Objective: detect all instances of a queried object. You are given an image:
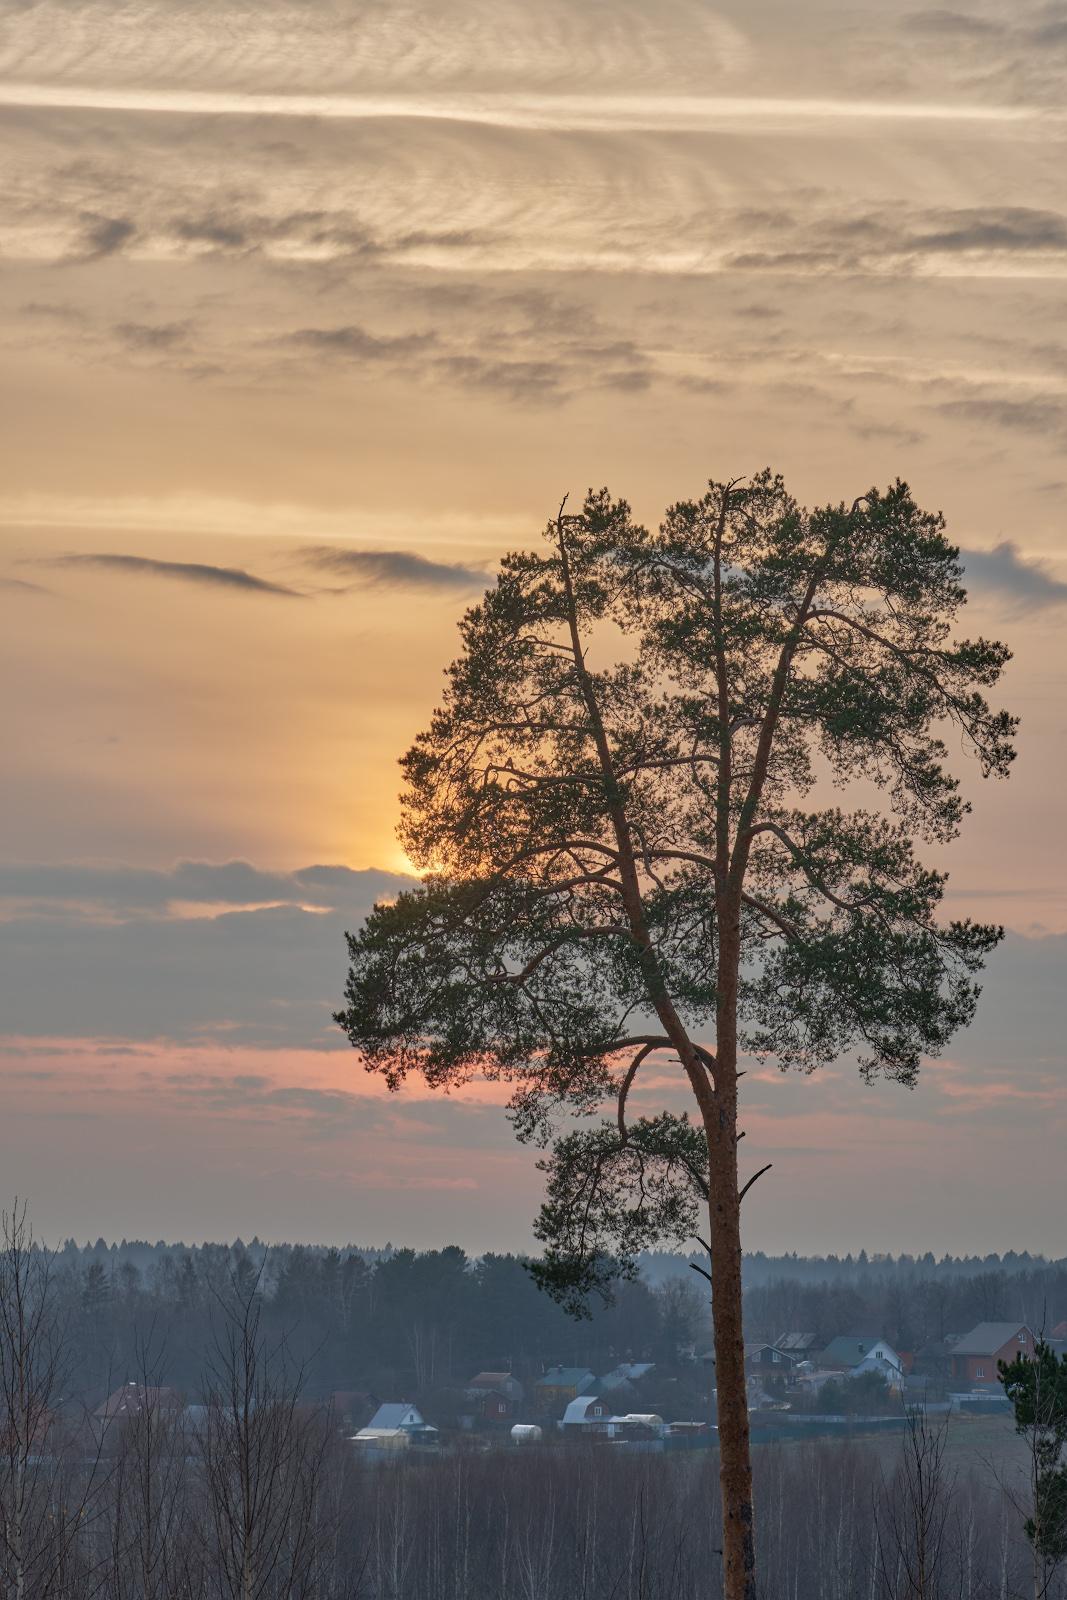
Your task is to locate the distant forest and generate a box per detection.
[42,1237,1067,1403]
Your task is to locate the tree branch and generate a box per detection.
[738,1164,773,1204]
[616,1043,657,1143]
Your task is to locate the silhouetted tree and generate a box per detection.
[1000,1339,1067,1599]
[0,1203,105,1599]
[336,472,1014,1600]
[198,1274,331,1600]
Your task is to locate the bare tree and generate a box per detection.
[197,1273,331,1600]
[875,1404,955,1600]
[100,1337,203,1600]
[0,1201,109,1600]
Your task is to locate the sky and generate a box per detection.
[1,0,1065,1256]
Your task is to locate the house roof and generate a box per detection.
[535,1367,594,1390]
[369,1403,423,1429]
[820,1336,894,1367]
[96,1383,182,1419]
[467,1372,521,1395]
[761,1345,798,1366]
[951,1323,1032,1357]
[561,1395,606,1424]
[600,1363,654,1389]
[776,1332,818,1353]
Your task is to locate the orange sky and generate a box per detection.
[1,0,1065,1252]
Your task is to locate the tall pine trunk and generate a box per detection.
[705,1079,756,1600]
[706,914,757,1600]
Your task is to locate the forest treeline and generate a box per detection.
[5,1217,1066,1598]
[40,1237,1067,1402]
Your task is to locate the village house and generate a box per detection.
[561,1395,613,1431]
[534,1366,595,1414]
[819,1336,903,1374]
[949,1323,1035,1386]
[600,1362,655,1390]
[774,1332,819,1359]
[465,1371,524,1404]
[464,1388,516,1424]
[745,1343,799,1376]
[853,1353,905,1391]
[94,1382,183,1422]
[354,1402,439,1447]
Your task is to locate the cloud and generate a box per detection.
[75,213,137,261]
[723,205,1067,276]
[0,577,52,596]
[0,860,408,917]
[903,9,1006,35]
[914,207,1067,252]
[48,553,301,596]
[960,541,1067,609]
[285,325,437,360]
[935,394,1067,436]
[168,210,487,262]
[0,82,1036,132]
[0,863,412,1047]
[114,321,193,350]
[304,546,490,593]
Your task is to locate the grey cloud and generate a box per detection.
[960,540,1067,609]
[0,865,411,1047]
[304,546,490,594]
[286,324,437,360]
[114,320,194,349]
[433,353,566,399]
[935,394,1067,436]
[49,553,301,597]
[172,214,251,249]
[915,208,1067,252]
[0,860,408,916]
[0,577,52,595]
[20,301,87,324]
[904,9,1006,35]
[75,213,137,261]
[167,208,485,262]
[1030,3,1067,44]
[722,205,1067,276]
[732,303,782,320]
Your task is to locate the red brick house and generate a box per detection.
[950,1323,1035,1385]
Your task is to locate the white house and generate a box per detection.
[820,1336,903,1373]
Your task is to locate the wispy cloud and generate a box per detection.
[48,553,301,596]
[114,320,193,349]
[0,576,52,595]
[903,9,1006,37]
[286,325,437,360]
[304,545,490,593]
[0,83,1043,131]
[960,540,1067,609]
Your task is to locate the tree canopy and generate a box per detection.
[336,473,1015,1305]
